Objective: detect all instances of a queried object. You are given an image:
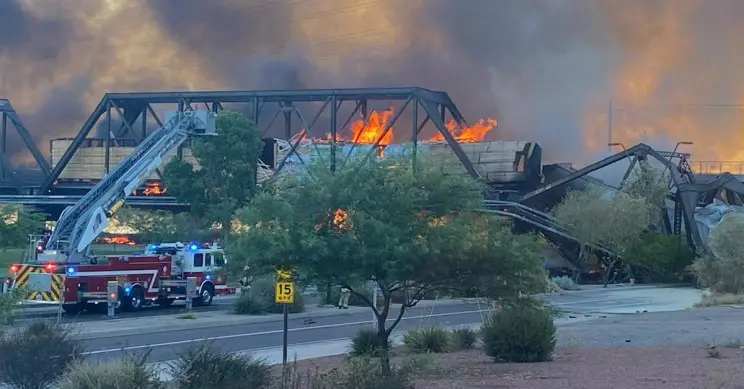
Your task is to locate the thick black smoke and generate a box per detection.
[3,0,744,168]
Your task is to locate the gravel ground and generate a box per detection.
[279,307,744,389]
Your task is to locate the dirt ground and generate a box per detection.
[276,307,744,389]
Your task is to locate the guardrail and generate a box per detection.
[0,195,187,206]
[690,161,744,175]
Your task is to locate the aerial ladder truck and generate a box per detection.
[9,109,234,313]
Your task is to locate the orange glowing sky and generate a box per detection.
[2,0,744,167]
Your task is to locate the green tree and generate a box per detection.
[228,156,545,373]
[113,207,211,243]
[0,204,46,251]
[624,231,694,282]
[163,110,263,237]
[552,185,651,286]
[691,215,744,294]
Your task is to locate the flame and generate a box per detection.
[311,109,495,148]
[430,118,497,143]
[314,208,351,232]
[332,208,348,228]
[103,235,135,245]
[143,182,166,196]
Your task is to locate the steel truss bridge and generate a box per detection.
[2,89,744,257]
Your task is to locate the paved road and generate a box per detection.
[82,302,489,363]
[16,299,233,323]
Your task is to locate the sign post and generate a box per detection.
[275,269,295,366]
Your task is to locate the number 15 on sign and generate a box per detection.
[275,282,294,304]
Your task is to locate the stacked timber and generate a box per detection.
[50,139,198,181]
[266,138,542,184]
[51,138,276,184]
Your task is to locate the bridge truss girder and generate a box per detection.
[519,143,705,250]
[40,87,482,194]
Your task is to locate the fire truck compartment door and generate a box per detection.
[26,273,52,293]
[78,207,110,252]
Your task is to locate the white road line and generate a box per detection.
[82,309,492,355]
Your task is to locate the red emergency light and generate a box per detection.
[44,263,56,273]
[9,264,19,273]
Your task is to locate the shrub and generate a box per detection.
[321,356,413,389]
[0,321,83,389]
[349,328,390,357]
[450,327,477,350]
[251,276,305,314]
[403,327,451,354]
[481,305,556,363]
[550,276,580,291]
[58,354,163,389]
[691,216,744,294]
[169,344,271,389]
[234,293,266,315]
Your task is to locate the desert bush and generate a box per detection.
[0,321,83,389]
[320,356,414,389]
[550,275,580,291]
[349,328,390,357]
[450,327,477,350]
[169,344,271,389]
[58,354,163,389]
[481,305,556,363]
[691,215,744,294]
[403,327,451,354]
[234,293,267,315]
[251,276,305,314]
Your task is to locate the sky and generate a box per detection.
[2,0,744,169]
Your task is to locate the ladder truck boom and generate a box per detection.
[41,110,216,264]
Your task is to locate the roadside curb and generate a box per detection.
[74,298,473,340]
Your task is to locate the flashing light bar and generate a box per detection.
[44,263,55,272]
[9,264,18,273]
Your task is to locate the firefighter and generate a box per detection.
[338,286,351,309]
[239,265,252,296]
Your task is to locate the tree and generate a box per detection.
[163,110,263,237]
[552,185,651,286]
[691,214,744,294]
[113,207,212,243]
[0,204,46,251]
[624,231,694,282]
[621,160,670,226]
[228,156,546,373]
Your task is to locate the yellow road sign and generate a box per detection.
[275,282,294,304]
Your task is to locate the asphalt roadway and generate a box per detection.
[81,301,489,363]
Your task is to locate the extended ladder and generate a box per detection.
[41,110,216,263]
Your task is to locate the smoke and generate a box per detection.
[1,0,743,169]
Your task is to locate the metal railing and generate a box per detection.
[690,161,744,175]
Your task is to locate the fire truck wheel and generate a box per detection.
[198,286,214,306]
[123,286,144,312]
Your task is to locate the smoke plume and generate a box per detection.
[1,0,742,169]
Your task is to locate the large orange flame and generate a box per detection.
[429,118,498,143]
[312,110,496,146]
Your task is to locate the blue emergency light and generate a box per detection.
[189,244,198,251]
[66,266,76,275]
[124,286,131,295]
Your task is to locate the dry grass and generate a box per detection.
[695,293,744,307]
[280,346,744,389]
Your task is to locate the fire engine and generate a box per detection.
[9,109,235,314]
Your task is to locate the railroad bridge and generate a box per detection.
[1,89,743,258]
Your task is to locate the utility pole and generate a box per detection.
[608,99,613,153]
